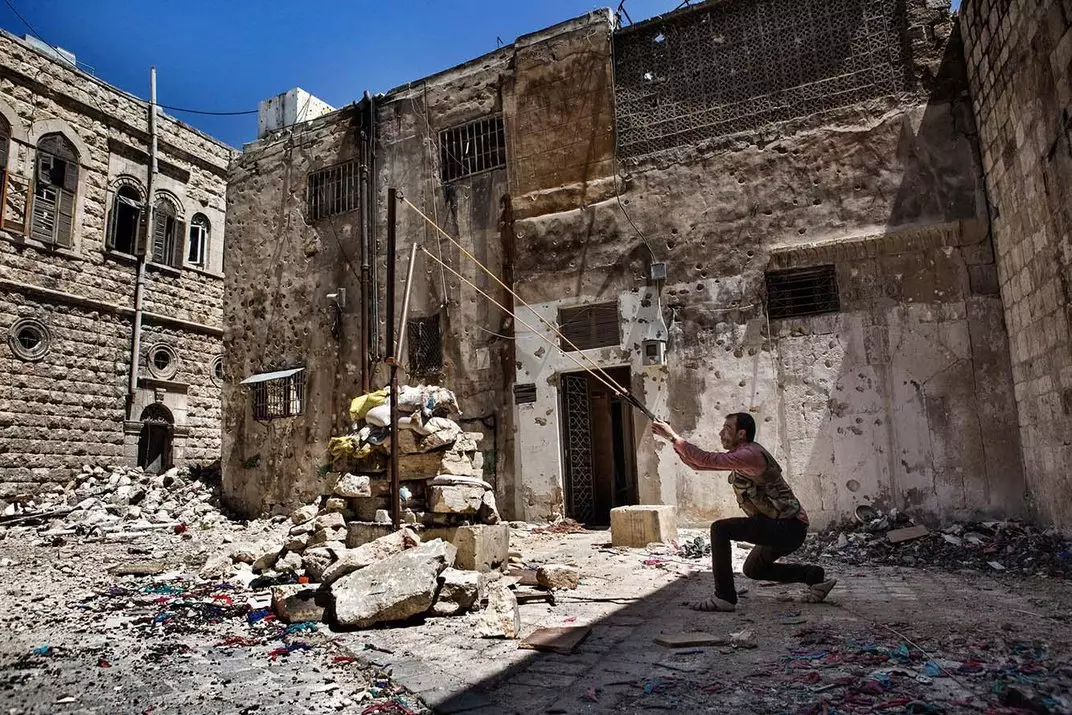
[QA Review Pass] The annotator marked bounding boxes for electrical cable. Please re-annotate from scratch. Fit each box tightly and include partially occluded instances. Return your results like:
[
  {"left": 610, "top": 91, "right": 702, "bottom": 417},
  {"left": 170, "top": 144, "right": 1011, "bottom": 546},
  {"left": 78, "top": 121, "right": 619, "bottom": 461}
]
[
  {"left": 157, "top": 105, "right": 257, "bottom": 117},
  {"left": 402, "top": 197, "right": 657, "bottom": 416}
]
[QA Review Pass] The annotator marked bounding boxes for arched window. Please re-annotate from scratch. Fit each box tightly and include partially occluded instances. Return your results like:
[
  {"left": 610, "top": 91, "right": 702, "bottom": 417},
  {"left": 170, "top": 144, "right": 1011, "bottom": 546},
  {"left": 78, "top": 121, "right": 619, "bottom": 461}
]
[
  {"left": 107, "top": 183, "right": 143, "bottom": 255},
  {"left": 31, "top": 133, "right": 79, "bottom": 247},
  {"left": 150, "top": 195, "right": 183, "bottom": 266},
  {"left": 187, "top": 213, "right": 209, "bottom": 267}
]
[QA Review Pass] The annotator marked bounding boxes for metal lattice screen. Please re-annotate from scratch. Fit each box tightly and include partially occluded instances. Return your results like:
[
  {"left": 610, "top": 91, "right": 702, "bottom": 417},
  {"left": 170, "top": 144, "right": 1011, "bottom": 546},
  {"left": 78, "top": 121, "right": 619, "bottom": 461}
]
[
  {"left": 251, "top": 375, "right": 305, "bottom": 421},
  {"left": 613, "top": 0, "right": 910, "bottom": 159},
  {"left": 407, "top": 316, "right": 443, "bottom": 376}
]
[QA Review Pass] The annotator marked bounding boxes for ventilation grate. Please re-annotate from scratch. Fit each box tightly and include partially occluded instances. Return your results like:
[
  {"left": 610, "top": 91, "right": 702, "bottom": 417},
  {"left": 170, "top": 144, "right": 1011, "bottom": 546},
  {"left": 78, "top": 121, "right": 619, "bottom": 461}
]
[
  {"left": 513, "top": 383, "right": 537, "bottom": 404},
  {"left": 558, "top": 302, "right": 620, "bottom": 352},
  {"left": 766, "top": 266, "right": 840, "bottom": 319},
  {"left": 407, "top": 316, "right": 443, "bottom": 376}
]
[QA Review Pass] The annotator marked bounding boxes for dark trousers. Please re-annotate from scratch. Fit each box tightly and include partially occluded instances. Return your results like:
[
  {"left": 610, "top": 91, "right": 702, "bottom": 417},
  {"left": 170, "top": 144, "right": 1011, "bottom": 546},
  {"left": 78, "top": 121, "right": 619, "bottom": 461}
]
[{"left": 711, "top": 515, "right": 824, "bottom": 604}]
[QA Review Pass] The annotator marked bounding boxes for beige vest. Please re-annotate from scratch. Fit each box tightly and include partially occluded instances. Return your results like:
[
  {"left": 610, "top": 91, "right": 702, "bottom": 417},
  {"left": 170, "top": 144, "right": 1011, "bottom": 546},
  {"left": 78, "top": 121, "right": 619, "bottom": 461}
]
[{"left": 727, "top": 443, "right": 802, "bottom": 520}]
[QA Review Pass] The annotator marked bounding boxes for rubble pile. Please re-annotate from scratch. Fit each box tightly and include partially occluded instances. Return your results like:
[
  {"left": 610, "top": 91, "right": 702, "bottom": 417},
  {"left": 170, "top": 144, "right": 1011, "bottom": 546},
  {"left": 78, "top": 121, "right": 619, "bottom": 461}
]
[
  {"left": 325, "top": 384, "right": 500, "bottom": 528},
  {"left": 0, "top": 463, "right": 226, "bottom": 535},
  {"left": 799, "top": 510, "right": 1072, "bottom": 577}
]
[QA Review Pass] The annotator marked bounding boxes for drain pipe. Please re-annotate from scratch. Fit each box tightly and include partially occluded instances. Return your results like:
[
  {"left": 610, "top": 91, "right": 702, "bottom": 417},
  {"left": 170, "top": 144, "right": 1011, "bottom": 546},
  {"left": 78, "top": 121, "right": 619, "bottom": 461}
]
[
  {"left": 128, "top": 67, "right": 156, "bottom": 411},
  {"left": 358, "top": 92, "right": 371, "bottom": 393}
]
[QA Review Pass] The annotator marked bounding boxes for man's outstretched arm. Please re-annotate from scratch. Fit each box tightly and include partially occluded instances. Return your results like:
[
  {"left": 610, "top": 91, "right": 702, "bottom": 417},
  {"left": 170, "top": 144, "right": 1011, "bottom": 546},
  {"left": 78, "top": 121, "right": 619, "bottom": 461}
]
[{"left": 652, "top": 420, "right": 765, "bottom": 474}]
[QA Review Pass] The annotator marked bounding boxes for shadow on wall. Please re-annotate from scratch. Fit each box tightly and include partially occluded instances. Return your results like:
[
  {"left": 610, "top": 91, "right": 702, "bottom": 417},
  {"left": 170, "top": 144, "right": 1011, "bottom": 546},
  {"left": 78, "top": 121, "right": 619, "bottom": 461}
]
[{"left": 776, "top": 22, "right": 1024, "bottom": 527}]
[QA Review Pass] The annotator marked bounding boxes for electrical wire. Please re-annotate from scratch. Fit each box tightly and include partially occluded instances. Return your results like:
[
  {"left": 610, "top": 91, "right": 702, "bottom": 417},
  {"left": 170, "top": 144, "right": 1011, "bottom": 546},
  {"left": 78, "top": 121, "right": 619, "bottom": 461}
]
[
  {"left": 158, "top": 104, "right": 257, "bottom": 117},
  {"left": 1, "top": 0, "right": 73, "bottom": 68}
]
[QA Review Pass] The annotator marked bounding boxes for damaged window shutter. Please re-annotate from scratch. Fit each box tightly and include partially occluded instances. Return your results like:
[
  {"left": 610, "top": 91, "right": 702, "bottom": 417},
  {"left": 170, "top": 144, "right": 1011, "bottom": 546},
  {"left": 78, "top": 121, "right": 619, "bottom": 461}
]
[
  {"left": 172, "top": 218, "right": 185, "bottom": 267},
  {"left": 135, "top": 205, "right": 149, "bottom": 256},
  {"left": 62, "top": 159, "right": 78, "bottom": 193},
  {"left": 55, "top": 189, "right": 75, "bottom": 247},
  {"left": 151, "top": 212, "right": 167, "bottom": 263}
]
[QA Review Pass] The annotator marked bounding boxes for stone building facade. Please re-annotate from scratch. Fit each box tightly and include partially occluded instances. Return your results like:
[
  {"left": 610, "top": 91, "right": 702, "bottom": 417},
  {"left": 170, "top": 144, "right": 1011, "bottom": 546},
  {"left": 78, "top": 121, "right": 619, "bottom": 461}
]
[
  {"left": 0, "top": 31, "right": 234, "bottom": 498},
  {"left": 960, "top": 0, "right": 1072, "bottom": 529},
  {"left": 225, "top": 0, "right": 1029, "bottom": 528}
]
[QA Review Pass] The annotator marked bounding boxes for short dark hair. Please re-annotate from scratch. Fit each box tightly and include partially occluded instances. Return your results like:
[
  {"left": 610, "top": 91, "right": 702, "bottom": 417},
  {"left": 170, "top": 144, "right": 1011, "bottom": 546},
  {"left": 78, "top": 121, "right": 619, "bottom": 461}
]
[{"left": 727, "top": 412, "right": 756, "bottom": 442}]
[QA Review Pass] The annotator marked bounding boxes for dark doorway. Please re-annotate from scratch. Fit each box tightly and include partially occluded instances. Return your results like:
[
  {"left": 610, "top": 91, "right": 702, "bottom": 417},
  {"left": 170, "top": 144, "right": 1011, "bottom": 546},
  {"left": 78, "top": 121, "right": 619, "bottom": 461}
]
[
  {"left": 138, "top": 403, "right": 174, "bottom": 474},
  {"left": 561, "top": 366, "right": 638, "bottom": 526}
]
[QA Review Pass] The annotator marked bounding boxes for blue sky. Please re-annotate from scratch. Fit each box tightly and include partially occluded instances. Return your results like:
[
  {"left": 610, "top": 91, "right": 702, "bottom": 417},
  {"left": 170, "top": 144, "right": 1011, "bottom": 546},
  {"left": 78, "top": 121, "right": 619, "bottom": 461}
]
[{"left": 0, "top": 0, "right": 960, "bottom": 148}]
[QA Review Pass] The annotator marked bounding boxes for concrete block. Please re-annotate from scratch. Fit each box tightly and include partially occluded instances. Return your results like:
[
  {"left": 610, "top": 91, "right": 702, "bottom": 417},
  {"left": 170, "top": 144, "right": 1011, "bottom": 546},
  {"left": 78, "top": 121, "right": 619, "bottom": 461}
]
[
  {"left": 346, "top": 521, "right": 394, "bottom": 548},
  {"left": 423, "top": 524, "right": 509, "bottom": 572},
  {"left": 429, "top": 485, "right": 484, "bottom": 514},
  {"left": 610, "top": 505, "right": 678, "bottom": 548}
]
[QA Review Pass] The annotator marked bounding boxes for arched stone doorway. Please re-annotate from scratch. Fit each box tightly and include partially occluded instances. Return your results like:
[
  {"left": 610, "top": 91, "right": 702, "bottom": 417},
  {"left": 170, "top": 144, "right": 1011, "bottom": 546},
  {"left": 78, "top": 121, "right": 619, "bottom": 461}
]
[{"left": 138, "top": 403, "right": 174, "bottom": 474}]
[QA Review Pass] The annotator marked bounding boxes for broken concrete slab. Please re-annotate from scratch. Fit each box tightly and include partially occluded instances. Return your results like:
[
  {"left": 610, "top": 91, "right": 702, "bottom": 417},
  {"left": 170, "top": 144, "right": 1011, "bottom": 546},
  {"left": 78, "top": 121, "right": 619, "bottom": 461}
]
[
  {"left": 331, "top": 539, "right": 457, "bottom": 629},
  {"left": 431, "top": 568, "right": 483, "bottom": 616},
  {"left": 536, "top": 564, "right": 580, "bottom": 590},
  {"left": 477, "top": 583, "right": 520, "bottom": 639},
  {"left": 610, "top": 505, "right": 678, "bottom": 548},
  {"left": 321, "top": 527, "right": 422, "bottom": 586},
  {"left": 290, "top": 504, "right": 317, "bottom": 525},
  {"left": 428, "top": 485, "right": 484, "bottom": 514},
  {"left": 302, "top": 547, "right": 337, "bottom": 582},
  {"left": 423, "top": 524, "right": 509, "bottom": 572},
  {"left": 252, "top": 545, "right": 283, "bottom": 573},
  {"left": 314, "top": 512, "right": 346, "bottom": 531},
  {"left": 272, "top": 584, "right": 328, "bottom": 624}
]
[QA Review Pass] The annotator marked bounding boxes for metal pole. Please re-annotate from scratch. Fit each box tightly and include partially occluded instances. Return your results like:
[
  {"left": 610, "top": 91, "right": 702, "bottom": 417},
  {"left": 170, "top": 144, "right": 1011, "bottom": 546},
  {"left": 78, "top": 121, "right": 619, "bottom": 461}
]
[
  {"left": 396, "top": 242, "right": 420, "bottom": 366},
  {"left": 386, "top": 188, "right": 400, "bottom": 530},
  {"left": 358, "top": 91, "right": 372, "bottom": 394}
]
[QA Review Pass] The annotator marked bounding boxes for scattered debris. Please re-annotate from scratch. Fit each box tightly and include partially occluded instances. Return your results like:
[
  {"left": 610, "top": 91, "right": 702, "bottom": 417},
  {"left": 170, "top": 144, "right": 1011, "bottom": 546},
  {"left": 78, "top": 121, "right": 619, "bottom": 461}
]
[
  {"left": 887, "top": 524, "right": 930, "bottom": 543},
  {"left": 654, "top": 632, "right": 729, "bottom": 648},
  {"left": 520, "top": 626, "right": 592, "bottom": 654}
]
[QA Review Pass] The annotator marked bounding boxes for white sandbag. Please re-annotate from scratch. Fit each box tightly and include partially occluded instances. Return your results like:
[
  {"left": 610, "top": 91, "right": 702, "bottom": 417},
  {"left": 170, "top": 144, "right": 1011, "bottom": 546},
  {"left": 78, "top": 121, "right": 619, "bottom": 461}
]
[
  {"left": 365, "top": 404, "right": 391, "bottom": 427},
  {"left": 398, "top": 385, "right": 429, "bottom": 412},
  {"left": 422, "top": 417, "right": 462, "bottom": 450}
]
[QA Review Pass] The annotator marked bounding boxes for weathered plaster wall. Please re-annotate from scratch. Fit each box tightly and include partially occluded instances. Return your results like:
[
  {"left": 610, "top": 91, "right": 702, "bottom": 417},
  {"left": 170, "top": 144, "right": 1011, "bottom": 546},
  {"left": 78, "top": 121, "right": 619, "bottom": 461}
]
[
  {"left": 960, "top": 0, "right": 1072, "bottom": 528},
  {"left": 512, "top": 0, "right": 1024, "bottom": 526},
  {"left": 0, "top": 31, "right": 232, "bottom": 496}
]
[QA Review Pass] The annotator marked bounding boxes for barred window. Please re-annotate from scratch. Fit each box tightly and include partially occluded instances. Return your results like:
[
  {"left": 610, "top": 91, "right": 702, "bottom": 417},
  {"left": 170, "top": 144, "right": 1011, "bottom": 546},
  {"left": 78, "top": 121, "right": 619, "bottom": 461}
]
[
  {"left": 439, "top": 115, "right": 506, "bottom": 182},
  {"left": 307, "top": 160, "right": 358, "bottom": 221},
  {"left": 407, "top": 316, "right": 443, "bottom": 376},
  {"left": 766, "top": 266, "right": 840, "bottom": 319},
  {"left": 242, "top": 367, "right": 305, "bottom": 421},
  {"left": 558, "top": 302, "right": 620, "bottom": 351}
]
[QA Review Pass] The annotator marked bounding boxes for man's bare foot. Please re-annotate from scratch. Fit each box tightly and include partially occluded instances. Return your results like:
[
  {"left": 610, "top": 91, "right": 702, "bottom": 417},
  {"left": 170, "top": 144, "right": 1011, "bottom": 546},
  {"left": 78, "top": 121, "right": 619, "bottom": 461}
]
[{"left": 690, "top": 596, "right": 736, "bottom": 612}]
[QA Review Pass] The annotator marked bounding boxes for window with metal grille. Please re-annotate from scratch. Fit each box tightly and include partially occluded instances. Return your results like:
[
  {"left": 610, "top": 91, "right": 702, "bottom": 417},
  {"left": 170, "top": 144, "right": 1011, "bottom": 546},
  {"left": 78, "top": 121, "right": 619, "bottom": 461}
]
[
  {"left": 558, "top": 302, "right": 620, "bottom": 351},
  {"left": 766, "top": 266, "right": 840, "bottom": 319},
  {"left": 31, "top": 133, "right": 78, "bottom": 247},
  {"left": 439, "top": 115, "right": 506, "bottom": 183},
  {"left": 249, "top": 370, "right": 305, "bottom": 421},
  {"left": 407, "top": 316, "right": 443, "bottom": 376},
  {"left": 307, "top": 159, "right": 358, "bottom": 221}
]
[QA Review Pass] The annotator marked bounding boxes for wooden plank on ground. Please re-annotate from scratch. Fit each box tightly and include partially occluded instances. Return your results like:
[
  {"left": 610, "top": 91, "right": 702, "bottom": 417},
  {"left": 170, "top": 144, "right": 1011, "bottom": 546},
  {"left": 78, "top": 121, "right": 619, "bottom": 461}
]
[
  {"left": 887, "top": 525, "right": 930, "bottom": 543},
  {"left": 520, "top": 626, "right": 592, "bottom": 654},
  {"left": 654, "top": 632, "right": 729, "bottom": 648}
]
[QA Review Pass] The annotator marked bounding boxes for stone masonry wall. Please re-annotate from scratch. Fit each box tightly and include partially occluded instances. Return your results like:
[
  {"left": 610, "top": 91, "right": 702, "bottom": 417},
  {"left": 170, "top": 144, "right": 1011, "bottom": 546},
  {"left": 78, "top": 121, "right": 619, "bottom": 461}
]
[
  {"left": 0, "top": 31, "right": 233, "bottom": 497},
  {"left": 960, "top": 0, "right": 1072, "bottom": 528}
]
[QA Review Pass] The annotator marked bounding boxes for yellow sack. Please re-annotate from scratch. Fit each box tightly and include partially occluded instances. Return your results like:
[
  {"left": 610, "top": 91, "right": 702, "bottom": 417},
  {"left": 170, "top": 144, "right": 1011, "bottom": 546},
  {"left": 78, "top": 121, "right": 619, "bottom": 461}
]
[
  {"left": 328, "top": 436, "right": 356, "bottom": 459},
  {"left": 348, "top": 387, "right": 390, "bottom": 422}
]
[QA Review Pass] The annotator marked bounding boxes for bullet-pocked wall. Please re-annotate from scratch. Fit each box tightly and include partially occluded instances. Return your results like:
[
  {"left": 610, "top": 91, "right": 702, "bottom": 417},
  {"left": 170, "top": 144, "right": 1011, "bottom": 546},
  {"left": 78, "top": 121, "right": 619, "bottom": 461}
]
[
  {"left": 0, "top": 31, "right": 233, "bottom": 498},
  {"left": 512, "top": 0, "right": 1025, "bottom": 525},
  {"left": 960, "top": 0, "right": 1072, "bottom": 529},
  {"left": 222, "top": 12, "right": 617, "bottom": 517}
]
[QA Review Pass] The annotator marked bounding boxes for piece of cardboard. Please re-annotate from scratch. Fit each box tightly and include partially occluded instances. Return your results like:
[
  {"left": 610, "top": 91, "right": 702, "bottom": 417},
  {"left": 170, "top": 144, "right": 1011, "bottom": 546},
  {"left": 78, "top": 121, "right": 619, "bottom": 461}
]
[
  {"left": 519, "top": 626, "right": 592, "bottom": 654},
  {"left": 654, "top": 632, "right": 729, "bottom": 648},
  {"left": 887, "top": 525, "right": 930, "bottom": 543}
]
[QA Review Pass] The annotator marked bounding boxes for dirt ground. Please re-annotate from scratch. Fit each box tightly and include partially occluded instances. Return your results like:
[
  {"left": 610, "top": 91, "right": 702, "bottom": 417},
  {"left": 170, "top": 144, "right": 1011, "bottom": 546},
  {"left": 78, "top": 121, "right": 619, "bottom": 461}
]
[{"left": 1, "top": 521, "right": 1070, "bottom": 714}]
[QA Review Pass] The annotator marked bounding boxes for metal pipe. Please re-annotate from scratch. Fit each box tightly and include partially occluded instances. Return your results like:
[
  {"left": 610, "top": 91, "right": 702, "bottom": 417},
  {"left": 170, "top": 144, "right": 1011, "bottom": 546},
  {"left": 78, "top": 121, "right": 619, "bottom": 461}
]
[
  {"left": 386, "top": 188, "right": 400, "bottom": 530},
  {"left": 396, "top": 242, "right": 420, "bottom": 367},
  {"left": 368, "top": 92, "right": 381, "bottom": 364},
  {"left": 358, "top": 92, "right": 371, "bottom": 393},
  {"left": 128, "top": 66, "right": 156, "bottom": 406}
]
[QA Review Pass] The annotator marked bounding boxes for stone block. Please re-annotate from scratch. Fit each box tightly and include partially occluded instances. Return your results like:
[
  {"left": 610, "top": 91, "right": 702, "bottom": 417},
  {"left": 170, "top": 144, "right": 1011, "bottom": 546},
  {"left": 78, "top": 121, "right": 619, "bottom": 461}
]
[
  {"left": 272, "top": 584, "right": 329, "bottom": 624},
  {"left": 477, "top": 584, "right": 520, "bottom": 638},
  {"left": 290, "top": 504, "right": 317, "bottom": 525},
  {"left": 333, "top": 473, "right": 372, "bottom": 498},
  {"left": 321, "top": 527, "right": 421, "bottom": 585},
  {"left": 431, "top": 567, "right": 484, "bottom": 616},
  {"left": 331, "top": 539, "right": 457, "bottom": 628},
  {"left": 346, "top": 521, "right": 394, "bottom": 548},
  {"left": 423, "top": 524, "right": 509, "bottom": 572},
  {"left": 610, "top": 505, "right": 678, "bottom": 548},
  {"left": 314, "top": 512, "right": 346, "bottom": 531},
  {"left": 428, "top": 485, "right": 484, "bottom": 514},
  {"left": 536, "top": 564, "right": 580, "bottom": 590}
]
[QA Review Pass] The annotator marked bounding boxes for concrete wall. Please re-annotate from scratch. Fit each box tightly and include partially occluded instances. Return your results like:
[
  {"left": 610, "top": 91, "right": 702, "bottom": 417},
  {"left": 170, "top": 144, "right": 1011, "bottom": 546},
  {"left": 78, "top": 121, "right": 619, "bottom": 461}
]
[
  {"left": 960, "top": 0, "right": 1072, "bottom": 528},
  {"left": 511, "top": 0, "right": 1025, "bottom": 526},
  {"left": 0, "top": 31, "right": 233, "bottom": 496}
]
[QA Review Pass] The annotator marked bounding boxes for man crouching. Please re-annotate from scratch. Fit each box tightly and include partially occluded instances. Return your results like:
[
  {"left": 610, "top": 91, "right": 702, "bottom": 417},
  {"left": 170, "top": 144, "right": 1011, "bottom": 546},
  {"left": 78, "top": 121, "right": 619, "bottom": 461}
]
[{"left": 652, "top": 412, "right": 836, "bottom": 612}]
